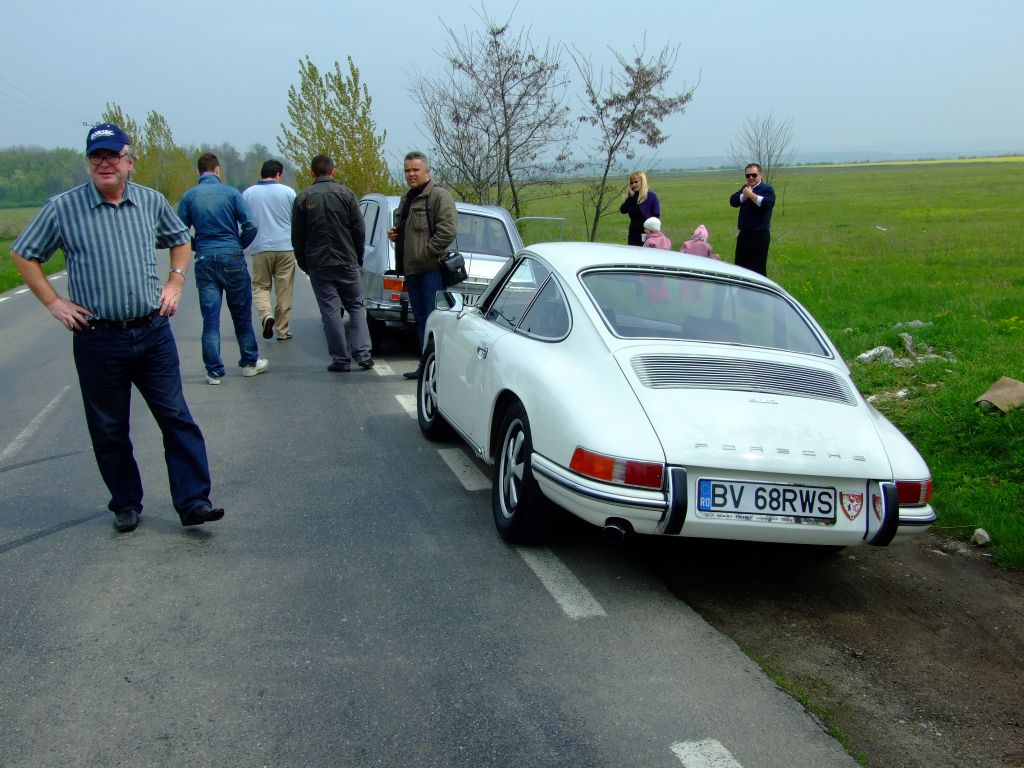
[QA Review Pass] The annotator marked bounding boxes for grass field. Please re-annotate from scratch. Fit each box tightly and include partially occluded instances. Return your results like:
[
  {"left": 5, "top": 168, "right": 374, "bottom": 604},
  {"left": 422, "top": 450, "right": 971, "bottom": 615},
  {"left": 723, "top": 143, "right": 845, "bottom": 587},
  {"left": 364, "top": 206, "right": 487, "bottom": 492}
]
[
  {"left": 4, "top": 162, "right": 1022, "bottom": 567},
  {"left": 0, "top": 207, "right": 64, "bottom": 292}
]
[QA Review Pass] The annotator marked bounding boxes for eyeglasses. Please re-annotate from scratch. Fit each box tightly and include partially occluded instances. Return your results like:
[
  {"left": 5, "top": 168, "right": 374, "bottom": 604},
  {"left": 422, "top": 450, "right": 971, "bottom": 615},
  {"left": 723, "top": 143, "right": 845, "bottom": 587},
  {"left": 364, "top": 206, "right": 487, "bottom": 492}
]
[
  {"left": 88, "top": 152, "right": 128, "bottom": 167},
  {"left": 745, "top": 172, "right": 759, "bottom": 178}
]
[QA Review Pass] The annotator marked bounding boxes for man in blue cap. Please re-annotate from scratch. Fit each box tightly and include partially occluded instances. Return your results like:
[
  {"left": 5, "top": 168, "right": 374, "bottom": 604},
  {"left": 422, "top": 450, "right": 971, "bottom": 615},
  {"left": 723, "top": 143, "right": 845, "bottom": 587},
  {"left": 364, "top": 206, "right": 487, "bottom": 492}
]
[{"left": 10, "top": 123, "right": 225, "bottom": 532}]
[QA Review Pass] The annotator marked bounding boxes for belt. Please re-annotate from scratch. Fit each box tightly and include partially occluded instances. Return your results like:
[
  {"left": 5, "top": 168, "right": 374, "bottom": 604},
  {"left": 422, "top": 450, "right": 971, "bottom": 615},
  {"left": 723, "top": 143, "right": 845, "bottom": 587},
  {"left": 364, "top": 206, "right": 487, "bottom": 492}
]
[{"left": 89, "top": 310, "right": 159, "bottom": 330}]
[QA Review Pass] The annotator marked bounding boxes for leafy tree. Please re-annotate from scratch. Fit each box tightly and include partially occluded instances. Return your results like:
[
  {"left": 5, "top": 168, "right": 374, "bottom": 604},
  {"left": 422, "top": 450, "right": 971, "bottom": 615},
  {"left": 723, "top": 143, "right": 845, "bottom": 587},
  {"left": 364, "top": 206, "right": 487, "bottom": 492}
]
[
  {"left": 100, "top": 103, "right": 141, "bottom": 147},
  {"left": 100, "top": 103, "right": 192, "bottom": 201},
  {"left": 277, "top": 56, "right": 391, "bottom": 196},
  {"left": 729, "top": 113, "right": 795, "bottom": 184},
  {"left": 572, "top": 43, "right": 697, "bottom": 241},
  {"left": 138, "top": 111, "right": 193, "bottom": 201},
  {"left": 411, "top": 6, "right": 576, "bottom": 216},
  {"left": 0, "top": 147, "right": 88, "bottom": 208}
]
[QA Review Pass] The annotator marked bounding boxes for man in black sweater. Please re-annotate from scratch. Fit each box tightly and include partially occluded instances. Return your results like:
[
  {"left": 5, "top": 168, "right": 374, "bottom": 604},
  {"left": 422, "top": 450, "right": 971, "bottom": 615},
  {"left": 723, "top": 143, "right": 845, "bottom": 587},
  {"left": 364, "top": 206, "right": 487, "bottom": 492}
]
[{"left": 729, "top": 163, "right": 776, "bottom": 277}]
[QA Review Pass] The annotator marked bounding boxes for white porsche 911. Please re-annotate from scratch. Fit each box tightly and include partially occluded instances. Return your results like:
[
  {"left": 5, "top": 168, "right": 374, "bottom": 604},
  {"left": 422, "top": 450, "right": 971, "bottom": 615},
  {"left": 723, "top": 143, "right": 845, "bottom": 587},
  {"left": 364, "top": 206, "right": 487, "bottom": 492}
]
[{"left": 416, "top": 242, "right": 935, "bottom": 547}]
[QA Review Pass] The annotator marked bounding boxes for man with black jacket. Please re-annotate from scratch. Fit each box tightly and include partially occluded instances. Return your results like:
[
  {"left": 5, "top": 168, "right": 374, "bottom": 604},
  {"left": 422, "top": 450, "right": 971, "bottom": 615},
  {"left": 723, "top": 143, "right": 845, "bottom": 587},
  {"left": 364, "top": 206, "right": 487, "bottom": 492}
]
[
  {"left": 291, "top": 154, "right": 373, "bottom": 372},
  {"left": 729, "top": 163, "right": 776, "bottom": 277}
]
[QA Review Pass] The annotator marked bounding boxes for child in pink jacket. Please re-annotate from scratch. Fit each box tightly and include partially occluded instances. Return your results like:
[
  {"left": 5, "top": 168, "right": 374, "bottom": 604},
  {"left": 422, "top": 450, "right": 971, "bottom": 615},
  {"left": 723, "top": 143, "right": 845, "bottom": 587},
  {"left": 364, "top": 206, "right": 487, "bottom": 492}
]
[
  {"left": 680, "top": 224, "right": 720, "bottom": 259},
  {"left": 641, "top": 217, "right": 672, "bottom": 250}
]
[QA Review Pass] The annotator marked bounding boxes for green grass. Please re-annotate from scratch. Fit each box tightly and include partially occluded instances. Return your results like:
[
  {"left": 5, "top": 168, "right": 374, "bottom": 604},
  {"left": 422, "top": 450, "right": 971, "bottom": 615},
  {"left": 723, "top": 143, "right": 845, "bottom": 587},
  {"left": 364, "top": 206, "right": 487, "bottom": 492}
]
[
  {"left": 1, "top": 207, "right": 65, "bottom": 293},
  {"left": 521, "top": 161, "right": 1024, "bottom": 569}
]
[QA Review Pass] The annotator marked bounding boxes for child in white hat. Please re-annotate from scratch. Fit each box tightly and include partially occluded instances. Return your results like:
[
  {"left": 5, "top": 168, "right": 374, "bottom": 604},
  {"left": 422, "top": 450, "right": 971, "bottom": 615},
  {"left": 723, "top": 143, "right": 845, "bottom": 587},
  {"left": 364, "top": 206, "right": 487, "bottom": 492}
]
[{"left": 641, "top": 217, "right": 672, "bottom": 250}]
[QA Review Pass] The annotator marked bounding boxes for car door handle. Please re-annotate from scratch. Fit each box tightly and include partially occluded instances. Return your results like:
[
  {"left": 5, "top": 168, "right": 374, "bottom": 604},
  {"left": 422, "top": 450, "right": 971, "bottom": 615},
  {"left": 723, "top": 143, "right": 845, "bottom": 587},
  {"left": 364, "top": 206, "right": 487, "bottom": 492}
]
[{"left": 477, "top": 345, "right": 488, "bottom": 359}]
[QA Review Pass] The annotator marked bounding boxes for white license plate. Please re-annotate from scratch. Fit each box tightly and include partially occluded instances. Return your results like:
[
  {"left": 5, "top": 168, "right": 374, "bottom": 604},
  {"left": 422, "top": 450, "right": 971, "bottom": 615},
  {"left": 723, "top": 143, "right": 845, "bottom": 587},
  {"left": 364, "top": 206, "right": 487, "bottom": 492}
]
[{"left": 697, "top": 478, "right": 837, "bottom": 521}]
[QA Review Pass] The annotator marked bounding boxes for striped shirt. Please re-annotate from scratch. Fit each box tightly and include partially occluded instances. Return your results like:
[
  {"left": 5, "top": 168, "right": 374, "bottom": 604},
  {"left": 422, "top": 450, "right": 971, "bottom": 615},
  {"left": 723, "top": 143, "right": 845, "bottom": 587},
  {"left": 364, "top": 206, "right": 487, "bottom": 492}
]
[{"left": 12, "top": 181, "right": 190, "bottom": 321}]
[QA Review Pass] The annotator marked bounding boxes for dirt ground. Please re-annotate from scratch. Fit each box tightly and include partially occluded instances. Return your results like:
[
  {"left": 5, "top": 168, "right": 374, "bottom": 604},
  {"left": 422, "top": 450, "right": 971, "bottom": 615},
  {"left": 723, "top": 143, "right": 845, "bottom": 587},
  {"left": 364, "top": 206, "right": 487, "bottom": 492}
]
[{"left": 636, "top": 531, "right": 1024, "bottom": 768}]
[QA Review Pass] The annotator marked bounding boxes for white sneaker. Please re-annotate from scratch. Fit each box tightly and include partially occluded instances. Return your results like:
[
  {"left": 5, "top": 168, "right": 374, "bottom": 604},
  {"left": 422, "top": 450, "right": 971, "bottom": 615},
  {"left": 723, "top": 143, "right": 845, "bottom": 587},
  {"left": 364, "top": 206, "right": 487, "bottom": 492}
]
[
  {"left": 207, "top": 374, "right": 223, "bottom": 385},
  {"left": 242, "top": 358, "right": 269, "bottom": 377}
]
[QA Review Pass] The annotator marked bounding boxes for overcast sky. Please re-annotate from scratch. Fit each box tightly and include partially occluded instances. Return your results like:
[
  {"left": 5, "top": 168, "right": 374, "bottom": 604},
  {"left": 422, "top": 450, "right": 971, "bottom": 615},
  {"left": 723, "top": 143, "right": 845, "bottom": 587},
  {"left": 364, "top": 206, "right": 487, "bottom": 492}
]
[{"left": 2, "top": 0, "right": 1020, "bottom": 165}]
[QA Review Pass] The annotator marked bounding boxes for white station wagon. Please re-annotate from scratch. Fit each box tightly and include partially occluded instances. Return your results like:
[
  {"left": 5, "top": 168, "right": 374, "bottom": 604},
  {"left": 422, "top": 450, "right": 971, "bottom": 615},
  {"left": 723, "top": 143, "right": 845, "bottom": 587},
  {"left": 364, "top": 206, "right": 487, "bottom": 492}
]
[
  {"left": 416, "top": 242, "right": 936, "bottom": 548},
  {"left": 358, "top": 193, "right": 523, "bottom": 349}
]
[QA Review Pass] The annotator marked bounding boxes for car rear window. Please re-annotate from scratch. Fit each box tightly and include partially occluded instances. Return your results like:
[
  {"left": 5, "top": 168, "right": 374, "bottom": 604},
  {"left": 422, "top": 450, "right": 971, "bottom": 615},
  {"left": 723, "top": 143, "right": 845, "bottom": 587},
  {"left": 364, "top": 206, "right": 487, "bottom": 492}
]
[
  {"left": 451, "top": 213, "right": 515, "bottom": 257},
  {"left": 581, "top": 270, "right": 829, "bottom": 356}
]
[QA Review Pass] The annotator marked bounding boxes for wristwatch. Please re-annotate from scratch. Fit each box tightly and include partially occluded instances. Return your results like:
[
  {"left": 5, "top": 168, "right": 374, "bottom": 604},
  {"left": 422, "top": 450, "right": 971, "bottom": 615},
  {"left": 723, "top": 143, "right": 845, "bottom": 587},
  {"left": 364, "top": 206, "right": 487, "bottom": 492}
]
[{"left": 169, "top": 267, "right": 187, "bottom": 278}]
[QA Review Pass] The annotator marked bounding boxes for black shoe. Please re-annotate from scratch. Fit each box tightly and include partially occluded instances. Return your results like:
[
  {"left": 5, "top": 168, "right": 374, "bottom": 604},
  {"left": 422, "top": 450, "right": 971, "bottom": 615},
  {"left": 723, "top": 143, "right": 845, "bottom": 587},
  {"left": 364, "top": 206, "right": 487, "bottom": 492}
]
[
  {"left": 357, "top": 358, "right": 375, "bottom": 370},
  {"left": 114, "top": 508, "right": 140, "bottom": 533},
  {"left": 402, "top": 368, "right": 420, "bottom": 380},
  {"left": 327, "top": 362, "right": 351, "bottom": 372},
  {"left": 180, "top": 506, "right": 225, "bottom": 527},
  {"left": 262, "top": 316, "right": 275, "bottom": 339}
]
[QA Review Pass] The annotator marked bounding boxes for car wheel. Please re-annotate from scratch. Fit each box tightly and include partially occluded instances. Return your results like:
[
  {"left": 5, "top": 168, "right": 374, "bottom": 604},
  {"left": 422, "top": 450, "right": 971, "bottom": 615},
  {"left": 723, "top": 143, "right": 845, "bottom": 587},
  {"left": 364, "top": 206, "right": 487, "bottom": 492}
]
[
  {"left": 492, "top": 402, "right": 551, "bottom": 544},
  {"left": 417, "top": 339, "right": 453, "bottom": 440}
]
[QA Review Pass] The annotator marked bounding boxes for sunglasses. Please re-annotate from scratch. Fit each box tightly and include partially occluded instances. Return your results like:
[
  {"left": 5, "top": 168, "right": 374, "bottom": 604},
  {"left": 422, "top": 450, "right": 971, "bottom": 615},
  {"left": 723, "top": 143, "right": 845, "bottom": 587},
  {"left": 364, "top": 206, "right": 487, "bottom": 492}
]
[{"left": 745, "top": 172, "right": 759, "bottom": 178}]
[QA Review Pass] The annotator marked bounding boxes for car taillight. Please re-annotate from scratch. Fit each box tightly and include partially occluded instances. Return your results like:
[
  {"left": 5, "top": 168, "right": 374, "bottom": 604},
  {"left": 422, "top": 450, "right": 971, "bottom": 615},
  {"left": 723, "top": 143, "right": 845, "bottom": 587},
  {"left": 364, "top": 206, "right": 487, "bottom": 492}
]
[
  {"left": 569, "top": 447, "right": 664, "bottom": 489},
  {"left": 383, "top": 277, "right": 406, "bottom": 292},
  {"left": 896, "top": 479, "right": 932, "bottom": 506}
]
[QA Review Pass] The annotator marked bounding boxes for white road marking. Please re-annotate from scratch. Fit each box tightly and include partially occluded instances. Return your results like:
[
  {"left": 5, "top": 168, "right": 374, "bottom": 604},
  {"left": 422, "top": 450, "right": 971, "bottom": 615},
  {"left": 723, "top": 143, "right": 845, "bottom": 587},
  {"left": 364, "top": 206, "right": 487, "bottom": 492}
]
[
  {"left": 51, "top": 273, "right": 65, "bottom": 280},
  {"left": 14, "top": 288, "right": 30, "bottom": 294},
  {"left": 395, "top": 393, "right": 417, "bottom": 418},
  {"left": 0, "top": 296, "right": 8, "bottom": 303},
  {"left": 373, "top": 360, "right": 395, "bottom": 377},
  {"left": 437, "top": 448, "right": 490, "bottom": 491},
  {"left": 518, "top": 548, "right": 607, "bottom": 620},
  {"left": 0, "top": 385, "right": 73, "bottom": 463},
  {"left": 671, "top": 740, "right": 744, "bottom": 768}
]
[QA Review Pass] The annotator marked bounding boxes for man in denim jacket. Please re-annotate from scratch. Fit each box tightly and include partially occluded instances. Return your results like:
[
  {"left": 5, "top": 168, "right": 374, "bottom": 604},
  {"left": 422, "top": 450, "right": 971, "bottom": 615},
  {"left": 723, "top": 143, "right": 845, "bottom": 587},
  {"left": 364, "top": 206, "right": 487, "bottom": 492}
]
[{"left": 178, "top": 153, "right": 267, "bottom": 384}]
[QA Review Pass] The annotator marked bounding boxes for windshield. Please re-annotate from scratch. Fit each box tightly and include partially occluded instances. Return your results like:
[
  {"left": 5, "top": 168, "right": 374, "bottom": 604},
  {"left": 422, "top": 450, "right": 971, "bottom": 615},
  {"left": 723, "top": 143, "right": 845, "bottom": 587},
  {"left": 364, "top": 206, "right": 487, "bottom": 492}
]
[{"left": 581, "top": 269, "right": 829, "bottom": 356}]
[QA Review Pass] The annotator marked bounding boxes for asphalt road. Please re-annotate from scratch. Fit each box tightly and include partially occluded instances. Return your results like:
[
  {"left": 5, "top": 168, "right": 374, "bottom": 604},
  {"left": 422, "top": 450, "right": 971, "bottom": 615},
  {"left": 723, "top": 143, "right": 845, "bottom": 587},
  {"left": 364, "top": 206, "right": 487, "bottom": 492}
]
[{"left": 0, "top": 259, "right": 857, "bottom": 768}]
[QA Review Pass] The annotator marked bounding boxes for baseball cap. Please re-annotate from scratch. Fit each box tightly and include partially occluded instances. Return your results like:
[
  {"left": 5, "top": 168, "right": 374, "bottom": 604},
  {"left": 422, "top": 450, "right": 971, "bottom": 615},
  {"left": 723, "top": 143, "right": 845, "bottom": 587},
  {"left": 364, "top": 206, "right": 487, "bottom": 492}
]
[{"left": 86, "top": 123, "right": 130, "bottom": 155}]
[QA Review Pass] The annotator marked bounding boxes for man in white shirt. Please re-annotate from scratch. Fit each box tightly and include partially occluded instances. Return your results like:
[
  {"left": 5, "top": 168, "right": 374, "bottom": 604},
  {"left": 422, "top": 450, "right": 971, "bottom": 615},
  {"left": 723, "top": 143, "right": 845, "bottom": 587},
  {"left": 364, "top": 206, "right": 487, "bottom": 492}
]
[{"left": 243, "top": 160, "right": 298, "bottom": 340}]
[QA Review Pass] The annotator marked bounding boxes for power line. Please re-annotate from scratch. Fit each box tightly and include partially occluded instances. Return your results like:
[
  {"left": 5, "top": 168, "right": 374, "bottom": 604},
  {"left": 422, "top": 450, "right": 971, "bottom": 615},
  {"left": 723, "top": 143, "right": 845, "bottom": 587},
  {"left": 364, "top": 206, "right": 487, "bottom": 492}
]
[{"left": 0, "top": 76, "right": 89, "bottom": 122}]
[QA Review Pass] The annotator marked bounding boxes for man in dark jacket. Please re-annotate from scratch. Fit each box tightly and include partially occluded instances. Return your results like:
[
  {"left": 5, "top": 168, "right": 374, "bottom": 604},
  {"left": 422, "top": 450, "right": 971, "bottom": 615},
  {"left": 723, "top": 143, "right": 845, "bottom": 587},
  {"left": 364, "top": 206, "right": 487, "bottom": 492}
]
[
  {"left": 729, "top": 163, "right": 776, "bottom": 277},
  {"left": 387, "top": 151, "right": 457, "bottom": 379},
  {"left": 291, "top": 154, "right": 373, "bottom": 372}
]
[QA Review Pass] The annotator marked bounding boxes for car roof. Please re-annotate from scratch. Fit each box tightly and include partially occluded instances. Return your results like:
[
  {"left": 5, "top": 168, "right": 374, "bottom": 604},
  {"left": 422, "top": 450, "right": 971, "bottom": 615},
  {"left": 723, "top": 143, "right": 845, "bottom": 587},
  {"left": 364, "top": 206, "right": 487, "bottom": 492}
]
[{"left": 520, "top": 241, "right": 778, "bottom": 287}]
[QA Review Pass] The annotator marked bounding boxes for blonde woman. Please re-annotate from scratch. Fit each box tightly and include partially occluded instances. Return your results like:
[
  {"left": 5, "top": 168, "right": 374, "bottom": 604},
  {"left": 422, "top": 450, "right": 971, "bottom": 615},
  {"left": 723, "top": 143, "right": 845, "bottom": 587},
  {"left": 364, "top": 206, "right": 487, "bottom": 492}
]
[{"left": 619, "top": 171, "right": 661, "bottom": 246}]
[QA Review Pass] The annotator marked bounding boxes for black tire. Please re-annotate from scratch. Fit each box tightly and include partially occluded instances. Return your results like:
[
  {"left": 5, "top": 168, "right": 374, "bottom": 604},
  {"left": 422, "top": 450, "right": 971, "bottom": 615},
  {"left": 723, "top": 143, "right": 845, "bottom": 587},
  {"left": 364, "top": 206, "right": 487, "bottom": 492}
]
[
  {"left": 491, "top": 402, "right": 551, "bottom": 544},
  {"left": 417, "top": 340, "right": 453, "bottom": 440}
]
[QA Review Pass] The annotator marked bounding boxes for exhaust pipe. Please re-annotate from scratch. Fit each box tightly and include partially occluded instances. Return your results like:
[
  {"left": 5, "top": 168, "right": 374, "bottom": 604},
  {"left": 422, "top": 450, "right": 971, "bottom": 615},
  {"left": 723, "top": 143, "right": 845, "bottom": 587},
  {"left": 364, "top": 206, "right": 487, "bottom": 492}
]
[{"left": 602, "top": 519, "right": 631, "bottom": 543}]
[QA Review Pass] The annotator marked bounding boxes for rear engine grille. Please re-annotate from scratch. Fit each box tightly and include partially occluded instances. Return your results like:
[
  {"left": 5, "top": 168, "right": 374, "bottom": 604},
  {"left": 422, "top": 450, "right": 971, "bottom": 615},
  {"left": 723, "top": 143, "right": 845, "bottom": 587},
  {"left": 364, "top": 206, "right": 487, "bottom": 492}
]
[{"left": 631, "top": 354, "right": 857, "bottom": 406}]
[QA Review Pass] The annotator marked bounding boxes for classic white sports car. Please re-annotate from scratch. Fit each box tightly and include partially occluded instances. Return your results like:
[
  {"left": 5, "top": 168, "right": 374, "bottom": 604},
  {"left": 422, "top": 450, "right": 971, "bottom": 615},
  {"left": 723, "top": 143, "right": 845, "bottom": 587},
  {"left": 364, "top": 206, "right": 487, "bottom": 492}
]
[{"left": 416, "top": 242, "right": 935, "bottom": 547}]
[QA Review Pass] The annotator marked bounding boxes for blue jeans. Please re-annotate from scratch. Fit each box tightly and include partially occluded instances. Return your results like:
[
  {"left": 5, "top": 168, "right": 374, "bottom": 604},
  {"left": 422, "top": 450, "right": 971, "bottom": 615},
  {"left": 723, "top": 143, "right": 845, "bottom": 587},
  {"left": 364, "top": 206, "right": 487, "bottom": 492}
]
[
  {"left": 72, "top": 315, "right": 213, "bottom": 515},
  {"left": 406, "top": 269, "right": 446, "bottom": 353},
  {"left": 194, "top": 252, "right": 259, "bottom": 377}
]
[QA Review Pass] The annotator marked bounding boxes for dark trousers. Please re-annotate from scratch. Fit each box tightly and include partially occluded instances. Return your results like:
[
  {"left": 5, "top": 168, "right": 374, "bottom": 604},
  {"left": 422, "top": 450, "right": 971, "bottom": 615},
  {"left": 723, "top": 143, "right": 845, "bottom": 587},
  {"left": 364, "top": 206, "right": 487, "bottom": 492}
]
[
  {"left": 308, "top": 264, "right": 372, "bottom": 365},
  {"left": 72, "top": 315, "right": 213, "bottom": 515},
  {"left": 735, "top": 230, "right": 771, "bottom": 277}
]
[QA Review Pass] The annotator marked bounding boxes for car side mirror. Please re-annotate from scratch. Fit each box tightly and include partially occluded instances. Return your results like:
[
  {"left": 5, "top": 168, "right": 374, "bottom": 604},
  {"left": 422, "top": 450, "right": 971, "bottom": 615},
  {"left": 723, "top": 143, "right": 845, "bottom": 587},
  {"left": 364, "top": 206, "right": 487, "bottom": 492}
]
[{"left": 435, "top": 290, "right": 462, "bottom": 312}]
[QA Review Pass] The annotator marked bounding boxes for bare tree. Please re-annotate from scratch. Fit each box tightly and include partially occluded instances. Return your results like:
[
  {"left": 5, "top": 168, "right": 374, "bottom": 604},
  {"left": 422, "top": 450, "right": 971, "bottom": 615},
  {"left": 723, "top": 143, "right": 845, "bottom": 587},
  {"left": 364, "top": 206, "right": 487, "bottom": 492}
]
[
  {"left": 410, "top": 6, "right": 577, "bottom": 216},
  {"left": 572, "top": 43, "right": 697, "bottom": 241},
  {"left": 729, "top": 113, "right": 795, "bottom": 184}
]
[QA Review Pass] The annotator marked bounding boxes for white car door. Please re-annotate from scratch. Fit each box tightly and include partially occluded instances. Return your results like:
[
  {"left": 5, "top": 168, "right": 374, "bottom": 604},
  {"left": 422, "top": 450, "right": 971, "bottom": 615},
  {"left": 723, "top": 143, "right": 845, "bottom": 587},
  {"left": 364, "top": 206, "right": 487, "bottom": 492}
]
[{"left": 437, "top": 258, "right": 553, "bottom": 445}]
